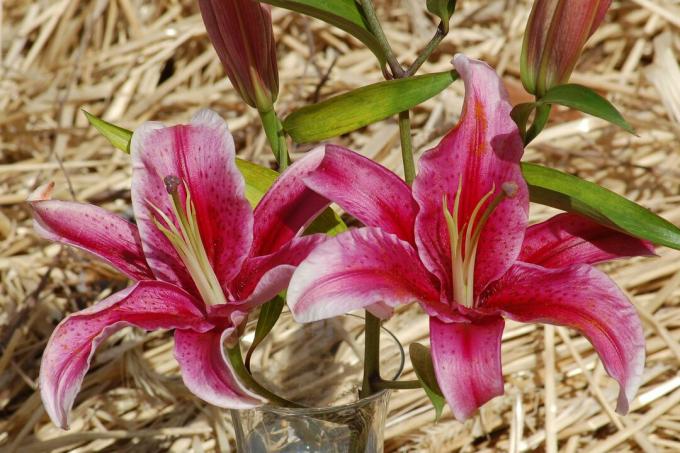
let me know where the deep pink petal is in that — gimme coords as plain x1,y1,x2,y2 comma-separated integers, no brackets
287,228,446,323
484,262,645,414
430,316,505,421
231,234,326,309
412,54,528,301
130,109,253,290
303,145,418,243
28,184,152,281
174,328,263,409
40,281,211,429
251,147,330,257
519,213,655,268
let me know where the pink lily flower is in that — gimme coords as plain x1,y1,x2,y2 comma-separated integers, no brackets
29,110,328,429
521,0,611,95
287,55,651,421
199,0,279,111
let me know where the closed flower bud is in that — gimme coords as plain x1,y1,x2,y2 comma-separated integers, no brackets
521,0,611,96
199,0,279,110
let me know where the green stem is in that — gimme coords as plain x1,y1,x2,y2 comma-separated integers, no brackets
258,108,290,171
227,344,303,408
359,312,382,399
406,23,447,77
374,379,421,390
398,110,416,185
358,0,404,77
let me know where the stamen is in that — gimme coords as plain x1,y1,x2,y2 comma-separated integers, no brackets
150,176,227,306
164,175,181,194
443,179,518,309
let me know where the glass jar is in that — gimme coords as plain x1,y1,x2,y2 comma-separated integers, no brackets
232,313,404,452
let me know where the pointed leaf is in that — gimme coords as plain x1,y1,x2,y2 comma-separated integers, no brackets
259,0,387,66
83,112,346,236
522,162,680,250
84,110,132,152
409,343,445,421
538,84,635,134
245,295,285,371
283,70,458,143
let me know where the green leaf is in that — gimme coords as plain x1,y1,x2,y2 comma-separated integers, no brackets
245,295,285,372
234,158,280,206
522,162,680,250
84,110,132,153
409,343,445,421
83,112,347,236
538,84,635,134
284,70,458,143
259,0,387,66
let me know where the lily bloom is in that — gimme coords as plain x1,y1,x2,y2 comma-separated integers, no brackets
521,0,611,95
287,55,651,421
199,0,279,111
30,110,328,429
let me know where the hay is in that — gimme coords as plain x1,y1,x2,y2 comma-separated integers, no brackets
1,0,679,451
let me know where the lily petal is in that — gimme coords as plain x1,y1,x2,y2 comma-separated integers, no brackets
430,316,505,421
519,213,655,268
288,228,443,323
232,234,326,309
251,147,330,257
174,328,264,409
29,184,153,281
412,54,528,299
131,109,253,290
485,262,645,414
40,281,211,429
303,145,418,243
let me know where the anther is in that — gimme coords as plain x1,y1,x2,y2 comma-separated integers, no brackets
164,175,181,194
502,181,518,198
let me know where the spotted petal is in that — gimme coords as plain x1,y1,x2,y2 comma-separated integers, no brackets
519,213,655,268
130,109,253,291
430,316,505,421
485,262,645,414
174,328,264,409
412,54,528,301
288,228,445,323
251,147,330,257
231,234,327,309
40,281,211,429
303,145,418,243
28,184,152,281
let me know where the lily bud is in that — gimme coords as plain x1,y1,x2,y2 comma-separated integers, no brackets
520,0,611,96
199,0,279,111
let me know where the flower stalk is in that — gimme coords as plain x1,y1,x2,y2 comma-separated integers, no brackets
258,107,289,170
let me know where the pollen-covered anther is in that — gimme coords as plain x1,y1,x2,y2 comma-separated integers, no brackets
149,180,228,307
502,181,518,198
164,175,181,194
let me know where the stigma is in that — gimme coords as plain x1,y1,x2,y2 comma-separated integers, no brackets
149,176,227,306
443,180,518,308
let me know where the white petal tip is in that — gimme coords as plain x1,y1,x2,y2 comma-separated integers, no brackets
452,53,468,69
191,108,227,130
28,182,55,202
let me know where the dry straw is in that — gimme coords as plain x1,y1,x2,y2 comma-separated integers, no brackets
1,0,680,451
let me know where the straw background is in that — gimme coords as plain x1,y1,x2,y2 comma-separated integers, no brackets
1,0,680,451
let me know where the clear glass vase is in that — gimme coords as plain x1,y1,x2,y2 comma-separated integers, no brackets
232,313,404,453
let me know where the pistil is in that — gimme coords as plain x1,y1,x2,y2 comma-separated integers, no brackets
149,176,227,306
444,181,518,308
